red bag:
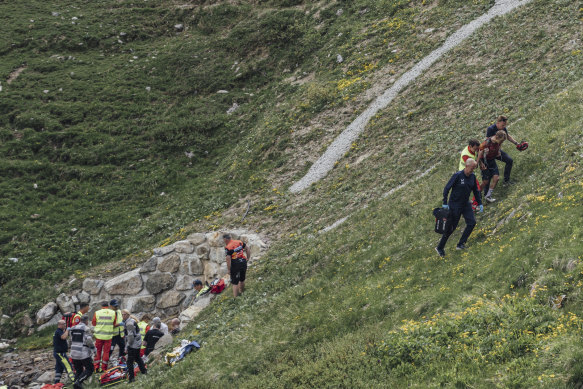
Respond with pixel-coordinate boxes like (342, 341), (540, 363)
(210, 278), (225, 294)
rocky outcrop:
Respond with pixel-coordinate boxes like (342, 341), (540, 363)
(104, 269), (143, 295)
(30, 230), (267, 332)
(146, 272), (175, 295)
(36, 302), (57, 325)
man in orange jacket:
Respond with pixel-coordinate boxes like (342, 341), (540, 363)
(223, 234), (251, 297)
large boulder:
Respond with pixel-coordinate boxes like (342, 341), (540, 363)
(157, 253), (180, 273)
(125, 295), (156, 313)
(36, 302), (58, 325)
(187, 233), (206, 246)
(153, 245), (174, 256)
(76, 291), (91, 304)
(179, 295), (213, 325)
(206, 231), (224, 247)
(195, 244), (210, 260)
(157, 290), (185, 309)
(181, 254), (204, 275)
(140, 256), (158, 273)
(37, 313), (60, 331)
(155, 333), (173, 350)
(175, 274), (195, 291)
(209, 247), (225, 264)
(82, 278), (104, 295)
(56, 293), (75, 314)
(104, 269), (143, 295)
(145, 272), (175, 295)
(174, 240), (194, 254)
(204, 262), (222, 284)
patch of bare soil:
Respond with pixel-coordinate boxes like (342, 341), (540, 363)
(7, 66), (26, 84)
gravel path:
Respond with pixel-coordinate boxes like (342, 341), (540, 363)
(289, 0), (533, 193)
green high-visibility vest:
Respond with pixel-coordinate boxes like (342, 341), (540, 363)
(94, 308), (116, 340)
(458, 146), (477, 171)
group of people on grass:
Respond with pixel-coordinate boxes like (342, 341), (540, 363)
(52, 300), (177, 388)
(51, 234), (251, 388)
(436, 115), (527, 257)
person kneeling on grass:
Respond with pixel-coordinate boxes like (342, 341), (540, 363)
(436, 158), (483, 257)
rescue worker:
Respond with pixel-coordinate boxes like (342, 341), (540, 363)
(478, 130), (507, 203)
(138, 314), (151, 357)
(143, 322), (164, 357)
(53, 319), (75, 385)
(223, 234), (251, 297)
(72, 302), (90, 328)
(122, 310), (147, 383)
(193, 279), (210, 299)
(152, 317), (168, 335)
(459, 139), (482, 211)
(436, 158), (483, 257)
(108, 299), (125, 362)
(70, 315), (95, 389)
(486, 116), (521, 185)
(459, 139), (480, 171)
(92, 301), (118, 372)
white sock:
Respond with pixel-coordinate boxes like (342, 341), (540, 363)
(486, 189), (493, 197)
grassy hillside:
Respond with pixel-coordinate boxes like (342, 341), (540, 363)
(2, 0), (583, 387)
(0, 0), (509, 325)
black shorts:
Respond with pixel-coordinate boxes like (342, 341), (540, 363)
(480, 159), (499, 180)
(230, 259), (247, 285)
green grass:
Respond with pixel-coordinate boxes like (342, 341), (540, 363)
(2, 0), (583, 387)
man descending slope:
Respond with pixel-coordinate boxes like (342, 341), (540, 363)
(436, 158), (483, 257)
(459, 139), (481, 211)
(486, 116), (527, 185)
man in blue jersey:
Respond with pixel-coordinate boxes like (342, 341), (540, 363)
(436, 158), (483, 257)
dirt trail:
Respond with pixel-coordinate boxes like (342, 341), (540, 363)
(289, 0), (534, 193)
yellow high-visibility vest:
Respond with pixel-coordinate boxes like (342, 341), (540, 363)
(94, 308), (116, 340)
(138, 321), (148, 349)
(458, 146), (477, 171)
(114, 309), (124, 338)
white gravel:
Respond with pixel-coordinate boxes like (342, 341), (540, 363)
(289, 0), (533, 193)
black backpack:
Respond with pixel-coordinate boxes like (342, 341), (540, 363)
(433, 207), (449, 234)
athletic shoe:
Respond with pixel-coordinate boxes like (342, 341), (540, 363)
(485, 195), (496, 203)
(456, 244), (467, 250)
(503, 179), (515, 186)
(435, 247), (445, 257)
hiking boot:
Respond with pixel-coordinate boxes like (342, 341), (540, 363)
(503, 179), (515, 186)
(485, 195), (496, 203)
(435, 247), (445, 257)
(456, 244), (467, 250)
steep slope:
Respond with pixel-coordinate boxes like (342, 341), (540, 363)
(2, 0), (583, 387)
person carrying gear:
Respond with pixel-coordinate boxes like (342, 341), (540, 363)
(70, 315), (95, 389)
(223, 234), (251, 298)
(122, 310), (147, 383)
(108, 299), (126, 361)
(486, 116), (527, 185)
(436, 158), (483, 257)
(478, 130), (506, 203)
(92, 301), (118, 372)
(53, 319), (75, 385)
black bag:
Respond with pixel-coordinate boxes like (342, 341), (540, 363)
(433, 207), (449, 234)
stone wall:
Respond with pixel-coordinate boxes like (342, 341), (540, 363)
(30, 230), (266, 331)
